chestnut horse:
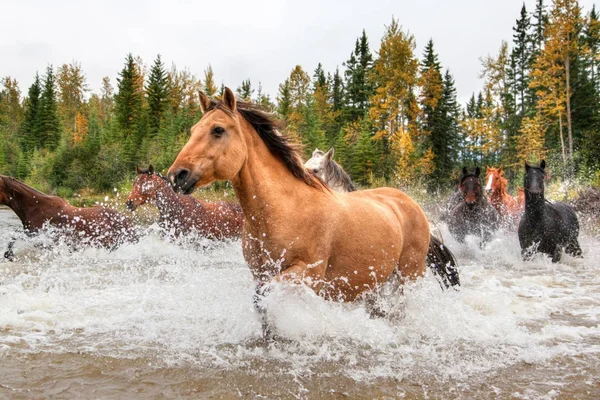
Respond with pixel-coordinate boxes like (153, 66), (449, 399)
(485, 166), (520, 221)
(0, 175), (136, 259)
(126, 165), (243, 240)
(448, 167), (499, 247)
(167, 88), (459, 337)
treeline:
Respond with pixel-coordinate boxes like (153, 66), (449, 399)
(0, 0), (599, 196)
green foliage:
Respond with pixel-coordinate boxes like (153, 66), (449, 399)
(3, 1), (600, 198)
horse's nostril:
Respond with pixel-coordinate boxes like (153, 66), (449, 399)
(173, 169), (190, 187)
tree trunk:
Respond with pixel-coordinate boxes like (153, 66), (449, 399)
(559, 112), (567, 166)
(565, 54), (574, 160)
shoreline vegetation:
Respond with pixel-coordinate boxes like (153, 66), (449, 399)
(1, 0), (599, 211)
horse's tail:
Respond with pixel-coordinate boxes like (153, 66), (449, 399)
(427, 234), (460, 289)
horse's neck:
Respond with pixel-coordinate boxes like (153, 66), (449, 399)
(231, 131), (315, 230)
(5, 182), (64, 226)
(155, 184), (189, 217)
(524, 192), (545, 218)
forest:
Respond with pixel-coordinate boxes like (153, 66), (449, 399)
(0, 0), (599, 198)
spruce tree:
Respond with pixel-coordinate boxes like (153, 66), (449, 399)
(38, 66), (61, 150)
(343, 30), (374, 122)
(146, 54), (168, 138)
(115, 54), (143, 141)
(313, 63), (327, 90)
(512, 4), (533, 115)
(236, 79), (253, 101)
(331, 67), (344, 112)
(21, 73), (42, 152)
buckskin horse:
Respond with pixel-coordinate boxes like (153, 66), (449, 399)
(0, 175), (136, 259)
(167, 88), (459, 338)
(126, 165), (243, 240)
(518, 160), (582, 262)
(448, 167), (499, 247)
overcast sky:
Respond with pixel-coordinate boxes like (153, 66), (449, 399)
(1, 0), (597, 105)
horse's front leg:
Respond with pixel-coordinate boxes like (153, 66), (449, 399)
(253, 262), (318, 342)
(551, 245), (562, 263)
(3, 238), (16, 261)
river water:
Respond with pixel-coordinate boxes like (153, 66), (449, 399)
(1, 205), (599, 399)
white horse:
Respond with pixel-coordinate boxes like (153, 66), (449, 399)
(304, 148), (356, 193)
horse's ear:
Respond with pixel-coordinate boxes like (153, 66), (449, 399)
(462, 167), (468, 176)
(475, 166), (481, 177)
(199, 91), (211, 114)
(148, 164), (154, 174)
(222, 87), (237, 112)
(136, 166), (142, 175)
(540, 159), (546, 170)
(313, 148), (321, 156)
(498, 166), (502, 174)
(525, 161), (530, 171)
(325, 147), (335, 160)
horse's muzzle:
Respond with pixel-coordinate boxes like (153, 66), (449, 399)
(168, 168), (197, 195)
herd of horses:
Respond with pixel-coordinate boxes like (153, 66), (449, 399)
(0, 88), (585, 339)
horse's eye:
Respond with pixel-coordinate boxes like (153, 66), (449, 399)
(212, 126), (225, 137)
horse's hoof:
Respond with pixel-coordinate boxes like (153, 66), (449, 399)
(3, 251), (15, 262)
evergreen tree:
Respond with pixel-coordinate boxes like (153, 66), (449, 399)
(115, 54), (143, 166)
(38, 65), (61, 150)
(236, 79), (253, 101)
(512, 4), (533, 115)
(146, 54), (168, 137)
(331, 67), (344, 112)
(20, 74), (42, 152)
(344, 30), (374, 122)
(204, 65), (218, 97)
(313, 63), (327, 90)
(277, 79), (291, 120)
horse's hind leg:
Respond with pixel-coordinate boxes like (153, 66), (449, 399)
(565, 240), (583, 258)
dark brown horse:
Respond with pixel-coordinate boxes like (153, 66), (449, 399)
(0, 175), (136, 259)
(448, 167), (499, 247)
(126, 165), (243, 240)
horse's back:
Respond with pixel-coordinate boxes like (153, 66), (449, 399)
(547, 201), (579, 235)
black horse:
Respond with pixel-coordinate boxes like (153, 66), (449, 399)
(448, 167), (499, 247)
(518, 160), (582, 262)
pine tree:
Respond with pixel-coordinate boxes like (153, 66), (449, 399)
(21, 75), (41, 152)
(146, 54), (168, 137)
(277, 79), (292, 120)
(236, 79), (253, 101)
(512, 4), (533, 115)
(313, 63), (327, 90)
(331, 67), (344, 112)
(38, 65), (61, 150)
(115, 54), (143, 166)
(344, 30), (374, 122)
(203, 65), (218, 97)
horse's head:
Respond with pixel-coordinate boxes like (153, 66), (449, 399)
(126, 165), (168, 211)
(459, 167), (482, 209)
(304, 147), (334, 181)
(524, 160), (546, 196)
(485, 166), (504, 194)
(168, 87), (248, 194)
